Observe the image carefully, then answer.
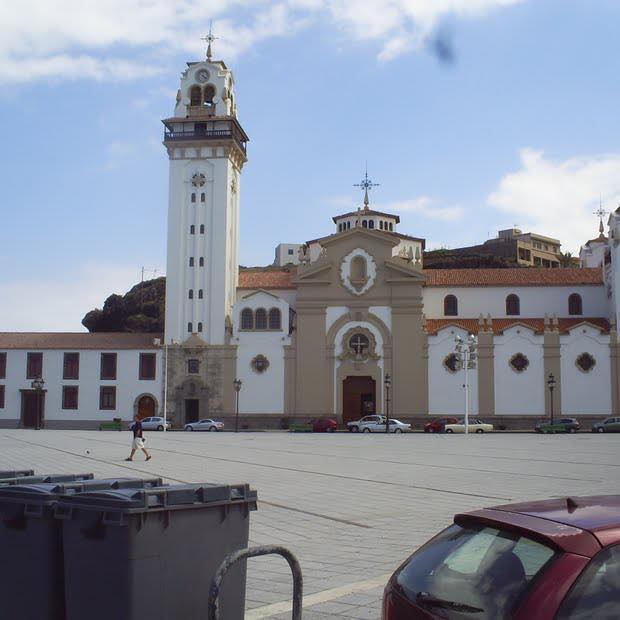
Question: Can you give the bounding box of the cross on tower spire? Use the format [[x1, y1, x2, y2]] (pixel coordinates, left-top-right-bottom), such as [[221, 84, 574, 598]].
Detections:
[[201, 21, 218, 61], [353, 164, 380, 211], [594, 198, 607, 236]]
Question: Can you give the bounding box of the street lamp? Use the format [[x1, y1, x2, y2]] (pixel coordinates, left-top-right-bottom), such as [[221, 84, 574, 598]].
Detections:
[[454, 334, 478, 435], [31, 377, 45, 430], [384, 373, 391, 434], [547, 373, 557, 425], [233, 379, 243, 432]]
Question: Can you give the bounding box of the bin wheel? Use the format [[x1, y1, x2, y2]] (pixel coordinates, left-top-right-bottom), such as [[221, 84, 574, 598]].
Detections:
[[209, 426, 218, 432], [157, 425, 164, 431], [185, 426, 193, 431]]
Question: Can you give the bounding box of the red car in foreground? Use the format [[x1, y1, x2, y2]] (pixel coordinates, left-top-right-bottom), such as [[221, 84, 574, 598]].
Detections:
[[312, 418, 337, 432], [424, 417, 458, 433], [383, 495, 620, 619]]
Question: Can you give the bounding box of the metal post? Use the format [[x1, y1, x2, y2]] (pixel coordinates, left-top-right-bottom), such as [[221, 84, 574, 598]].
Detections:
[[464, 353, 469, 435], [550, 386, 554, 426], [547, 373, 556, 426], [162, 343, 168, 432], [384, 373, 391, 434], [233, 379, 242, 432]]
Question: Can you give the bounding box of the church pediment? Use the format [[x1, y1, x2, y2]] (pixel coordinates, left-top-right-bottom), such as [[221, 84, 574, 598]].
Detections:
[[384, 258, 426, 283], [293, 261, 333, 285]]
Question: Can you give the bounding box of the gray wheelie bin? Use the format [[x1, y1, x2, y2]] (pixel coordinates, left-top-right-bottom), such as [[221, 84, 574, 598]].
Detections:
[[0, 476, 163, 620], [0, 472, 94, 486], [57, 483, 258, 620], [0, 469, 34, 478]]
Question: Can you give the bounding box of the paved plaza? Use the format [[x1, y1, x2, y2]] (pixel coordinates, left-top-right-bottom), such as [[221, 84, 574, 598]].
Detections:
[[0, 430, 618, 618]]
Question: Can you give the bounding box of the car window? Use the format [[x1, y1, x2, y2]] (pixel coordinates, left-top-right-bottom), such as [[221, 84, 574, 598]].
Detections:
[[395, 523, 557, 619], [556, 544, 620, 620], [142, 418, 151, 422]]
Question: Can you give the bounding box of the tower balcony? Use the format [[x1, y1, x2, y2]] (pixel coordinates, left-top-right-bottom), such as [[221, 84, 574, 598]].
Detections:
[[163, 118, 248, 155]]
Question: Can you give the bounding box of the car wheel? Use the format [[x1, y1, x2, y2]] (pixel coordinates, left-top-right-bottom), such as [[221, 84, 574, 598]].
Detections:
[[476, 428, 484, 434], [446, 429, 454, 433], [185, 426, 193, 431], [424, 428, 429, 433], [394, 428, 403, 434], [597, 427, 604, 433], [362, 428, 371, 433], [157, 425, 164, 431], [328, 427, 335, 433], [352, 426, 359, 433], [209, 426, 217, 432], [569, 428, 576, 433]]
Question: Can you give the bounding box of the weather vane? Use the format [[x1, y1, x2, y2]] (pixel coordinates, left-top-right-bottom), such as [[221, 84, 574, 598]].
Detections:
[[201, 20, 218, 61], [594, 198, 607, 235], [354, 164, 380, 210]]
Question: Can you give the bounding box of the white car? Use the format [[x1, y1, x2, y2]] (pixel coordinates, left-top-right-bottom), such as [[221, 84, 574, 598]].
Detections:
[[347, 415, 385, 432], [444, 418, 494, 434], [139, 417, 171, 431], [184, 419, 224, 432], [361, 418, 411, 433]]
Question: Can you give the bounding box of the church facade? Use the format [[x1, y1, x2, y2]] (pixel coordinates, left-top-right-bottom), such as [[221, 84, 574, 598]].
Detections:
[[1, 51, 619, 430]]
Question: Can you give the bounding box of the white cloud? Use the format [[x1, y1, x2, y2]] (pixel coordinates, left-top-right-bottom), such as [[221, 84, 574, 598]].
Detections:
[[381, 196, 465, 221], [0, 0, 523, 84], [0, 264, 149, 331], [487, 148, 620, 254]]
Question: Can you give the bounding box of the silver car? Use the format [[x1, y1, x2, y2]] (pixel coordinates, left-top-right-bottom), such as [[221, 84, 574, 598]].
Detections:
[[139, 417, 171, 431], [592, 417, 620, 433], [184, 419, 224, 432]]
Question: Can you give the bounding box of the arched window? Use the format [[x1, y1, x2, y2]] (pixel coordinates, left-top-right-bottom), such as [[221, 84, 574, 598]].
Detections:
[[203, 84, 216, 105], [241, 308, 254, 330], [187, 322, 193, 333], [389, 222, 393, 231], [190, 225, 195, 234], [199, 257, 204, 267], [189, 257, 194, 267], [347, 221, 351, 229], [362, 220, 368, 228], [190, 86, 201, 106], [197, 322, 203, 332], [191, 193, 196, 203], [568, 293, 583, 316], [255, 308, 267, 330], [379, 221, 384, 230], [188, 290, 193, 299], [200, 224, 205, 234], [369, 220, 374, 229], [200, 193, 206, 202], [444, 295, 458, 316], [268, 308, 282, 330], [198, 289, 203, 299], [338, 223, 342, 232], [506, 294, 520, 316], [350, 255, 367, 284]]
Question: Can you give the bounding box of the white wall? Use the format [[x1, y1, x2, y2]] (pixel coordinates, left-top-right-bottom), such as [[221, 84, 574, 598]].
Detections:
[[494, 326, 545, 415], [561, 326, 611, 415], [423, 286, 606, 319], [0, 349, 162, 422], [232, 291, 290, 414], [428, 327, 479, 416]]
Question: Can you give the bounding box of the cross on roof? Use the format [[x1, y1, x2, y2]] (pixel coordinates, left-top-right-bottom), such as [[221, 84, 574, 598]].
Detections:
[[201, 20, 218, 61], [594, 200, 607, 235], [354, 165, 380, 210]]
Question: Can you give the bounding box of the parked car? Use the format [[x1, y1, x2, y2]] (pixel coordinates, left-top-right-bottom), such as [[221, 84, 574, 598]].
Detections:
[[592, 417, 620, 433], [382, 494, 620, 619], [361, 419, 411, 433], [184, 419, 224, 432], [140, 416, 171, 431], [312, 418, 338, 432], [444, 419, 494, 433], [535, 417, 580, 433], [424, 417, 458, 433], [347, 415, 385, 432]]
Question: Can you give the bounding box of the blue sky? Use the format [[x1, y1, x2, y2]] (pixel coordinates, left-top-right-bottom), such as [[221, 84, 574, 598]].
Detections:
[[2, 0, 620, 331]]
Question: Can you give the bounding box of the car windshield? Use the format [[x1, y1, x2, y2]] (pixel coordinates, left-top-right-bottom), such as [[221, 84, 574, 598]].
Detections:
[[395, 522, 556, 619]]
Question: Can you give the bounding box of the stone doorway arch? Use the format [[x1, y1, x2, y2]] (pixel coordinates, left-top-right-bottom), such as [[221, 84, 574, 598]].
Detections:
[[134, 394, 158, 420]]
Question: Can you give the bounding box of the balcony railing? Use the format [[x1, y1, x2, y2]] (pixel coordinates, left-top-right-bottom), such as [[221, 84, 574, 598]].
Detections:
[[163, 125, 247, 154]]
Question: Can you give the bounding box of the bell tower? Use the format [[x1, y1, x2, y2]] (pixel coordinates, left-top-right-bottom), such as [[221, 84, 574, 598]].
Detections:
[[163, 41, 248, 346]]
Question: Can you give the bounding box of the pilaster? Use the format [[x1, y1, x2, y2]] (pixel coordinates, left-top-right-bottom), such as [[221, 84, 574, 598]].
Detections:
[[609, 325, 620, 415], [543, 317, 562, 416], [477, 317, 495, 416]]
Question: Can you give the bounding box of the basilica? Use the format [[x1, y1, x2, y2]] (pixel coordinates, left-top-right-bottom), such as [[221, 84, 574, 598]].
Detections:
[[0, 50, 618, 429]]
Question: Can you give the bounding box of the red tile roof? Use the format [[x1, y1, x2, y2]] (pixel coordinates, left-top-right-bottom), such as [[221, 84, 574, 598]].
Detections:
[[425, 318, 610, 335], [238, 268, 297, 290], [423, 268, 603, 287], [0, 333, 163, 350]]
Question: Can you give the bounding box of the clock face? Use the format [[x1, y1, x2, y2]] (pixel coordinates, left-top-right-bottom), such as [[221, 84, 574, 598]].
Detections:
[[196, 69, 210, 83]]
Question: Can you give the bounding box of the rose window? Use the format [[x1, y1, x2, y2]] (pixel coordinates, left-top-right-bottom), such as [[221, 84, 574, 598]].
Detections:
[[509, 353, 529, 373]]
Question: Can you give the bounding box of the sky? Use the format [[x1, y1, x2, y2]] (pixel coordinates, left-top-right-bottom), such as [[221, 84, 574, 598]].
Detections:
[[2, 0, 620, 331]]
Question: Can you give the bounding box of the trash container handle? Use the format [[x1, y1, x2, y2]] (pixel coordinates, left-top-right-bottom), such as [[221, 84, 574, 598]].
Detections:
[[207, 545, 303, 620]]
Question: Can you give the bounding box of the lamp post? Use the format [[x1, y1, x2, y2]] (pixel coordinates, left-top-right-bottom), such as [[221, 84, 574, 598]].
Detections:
[[233, 379, 243, 432], [31, 377, 45, 430], [454, 335, 478, 435], [384, 373, 391, 434], [547, 373, 556, 426]]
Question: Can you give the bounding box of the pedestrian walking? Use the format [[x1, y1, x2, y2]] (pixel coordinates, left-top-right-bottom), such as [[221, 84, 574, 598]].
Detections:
[[125, 414, 151, 461]]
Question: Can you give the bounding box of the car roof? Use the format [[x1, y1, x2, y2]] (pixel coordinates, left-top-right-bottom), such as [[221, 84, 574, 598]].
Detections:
[[457, 495, 620, 556]]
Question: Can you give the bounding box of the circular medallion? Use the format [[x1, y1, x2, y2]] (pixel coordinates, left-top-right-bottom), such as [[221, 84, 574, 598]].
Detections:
[[196, 69, 210, 83], [191, 173, 206, 187]]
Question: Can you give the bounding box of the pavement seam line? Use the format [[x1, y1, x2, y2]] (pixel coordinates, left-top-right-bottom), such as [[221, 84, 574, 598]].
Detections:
[[245, 573, 392, 619]]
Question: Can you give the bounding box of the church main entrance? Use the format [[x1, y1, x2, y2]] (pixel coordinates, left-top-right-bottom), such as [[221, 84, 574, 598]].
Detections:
[[342, 376, 376, 424], [137, 395, 155, 420], [185, 399, 200, 424]]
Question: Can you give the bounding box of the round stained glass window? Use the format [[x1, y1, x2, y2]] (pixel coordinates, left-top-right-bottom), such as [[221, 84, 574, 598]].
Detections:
[[576, 353, 596, 373], [443, 353, 460, 373], [509, 353, 529, 373]]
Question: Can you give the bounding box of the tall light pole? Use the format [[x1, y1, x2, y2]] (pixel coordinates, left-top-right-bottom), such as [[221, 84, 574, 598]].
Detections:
[[233, 379, 243, 432], [547, 373, 556, 425], [31, 377, 45, 430], [455, 335, 478, 435], [162, 342, 168, 432], [384, 373, 391, 434]]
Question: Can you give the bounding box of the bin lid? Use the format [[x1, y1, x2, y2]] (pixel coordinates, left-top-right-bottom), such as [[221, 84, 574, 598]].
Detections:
[[57, 483, 258, 514], [0, 469, 34, 479], [0, 473, 94, 486]]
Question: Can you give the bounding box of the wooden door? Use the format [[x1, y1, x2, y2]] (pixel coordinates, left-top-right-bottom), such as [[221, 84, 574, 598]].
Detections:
[[184, 399, 199, 424], [21, 392, 40, 428], [342, 376, 376, 424], [137, 396, 155, 420]]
